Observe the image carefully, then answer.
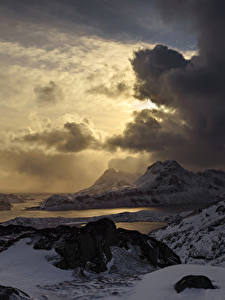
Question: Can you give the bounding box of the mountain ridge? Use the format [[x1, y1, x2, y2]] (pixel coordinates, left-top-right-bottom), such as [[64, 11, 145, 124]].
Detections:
[[40, 160, 225, 210]]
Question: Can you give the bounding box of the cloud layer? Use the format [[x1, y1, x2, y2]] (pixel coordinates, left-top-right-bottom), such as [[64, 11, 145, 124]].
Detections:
[[105, 0, 225, 169], [18, 121, 100, 153]]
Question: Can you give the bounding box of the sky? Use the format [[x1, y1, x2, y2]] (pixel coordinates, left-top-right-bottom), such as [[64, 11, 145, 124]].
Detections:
[[0, 0, 224, 193]]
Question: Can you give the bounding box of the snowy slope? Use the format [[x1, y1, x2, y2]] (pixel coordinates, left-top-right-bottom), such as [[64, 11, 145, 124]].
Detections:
[[0, 239, 73, 299], [40, 160, 225, 210], [79, 168, 137, 194], [153, 199, 225, 267], [1, 241, 224, 300], [113, 264, 225, 300]]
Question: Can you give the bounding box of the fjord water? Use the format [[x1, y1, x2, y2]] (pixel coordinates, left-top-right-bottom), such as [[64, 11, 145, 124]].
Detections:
[[0, 195, 195, 234]]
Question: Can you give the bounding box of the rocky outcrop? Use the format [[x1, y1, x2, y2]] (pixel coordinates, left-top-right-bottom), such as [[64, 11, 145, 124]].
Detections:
[[174, 275, 215, 293], [0, 218, 181, 274], [0, 284, 31, 299]]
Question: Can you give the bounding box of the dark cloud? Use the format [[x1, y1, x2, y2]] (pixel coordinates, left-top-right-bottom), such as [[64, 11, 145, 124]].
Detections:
[[18, 122, 100, 153], [105, 0, 225, 169], [0, 0, 194, 49], [0, 149, 105, 192], [34, 81, 63, 104], [131, 45, 189, 103], [105, 109, 187, 156]]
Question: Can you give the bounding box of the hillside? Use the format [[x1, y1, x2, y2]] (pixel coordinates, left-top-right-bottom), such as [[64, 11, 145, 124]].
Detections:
[[153, 198, 225, 267]]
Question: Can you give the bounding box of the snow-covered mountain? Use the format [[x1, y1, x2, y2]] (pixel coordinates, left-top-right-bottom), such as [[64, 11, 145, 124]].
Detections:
[[153, 198, 225, 267], [79, 168, 137, 195], [40, 160, 225, 210]]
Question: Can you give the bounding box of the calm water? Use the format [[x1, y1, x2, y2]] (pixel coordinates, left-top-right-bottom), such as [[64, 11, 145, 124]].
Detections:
[[0, 196, 195, 234]]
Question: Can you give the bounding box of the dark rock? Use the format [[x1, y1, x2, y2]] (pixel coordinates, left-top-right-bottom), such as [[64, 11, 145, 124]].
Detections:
[[117, 228, 181, 267], [55, 218, 116, 272], [216, 205, 225, 214], [0, 284, 31, 299], [174, 275, 215, 293], [0, 218, 181, 274]]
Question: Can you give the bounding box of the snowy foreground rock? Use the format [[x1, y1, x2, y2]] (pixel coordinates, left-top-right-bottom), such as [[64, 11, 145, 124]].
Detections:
[[0, 215, 224, 299], [40, 160, 225, 210], [0, 218, 181, 299], [153, 199, 225, 267], [111, 264, 225, 300], [0, 218, 180, 271]]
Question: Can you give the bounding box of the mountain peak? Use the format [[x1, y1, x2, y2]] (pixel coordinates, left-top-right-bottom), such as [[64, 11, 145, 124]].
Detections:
[[147, 160, 183, 173], [136, 160, 187, 188]]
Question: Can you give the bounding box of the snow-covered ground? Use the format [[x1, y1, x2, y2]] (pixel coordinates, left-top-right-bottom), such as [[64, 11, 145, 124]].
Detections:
[[0, 240, 224, 300], [0, 238, 151, 299], [0, 238, 74, 299], [153, 199, 225, 267], [113, 264, 225, 300]]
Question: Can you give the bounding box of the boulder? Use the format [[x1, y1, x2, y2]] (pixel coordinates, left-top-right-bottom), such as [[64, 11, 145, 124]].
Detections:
[[117, 228, 181, 267], [174, 275, 215, 293], [0, 284, 31, 299], [55, 218, 117, 272]]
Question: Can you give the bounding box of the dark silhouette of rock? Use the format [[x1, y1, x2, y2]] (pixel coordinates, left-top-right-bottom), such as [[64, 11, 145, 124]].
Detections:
[[0, 218, 181, 274], [55, 218, 117, 272], [54, 219, 180, 272], [174, 275, 215, 293], [0, 284, 31, 299], [117, 228, 181, 267]]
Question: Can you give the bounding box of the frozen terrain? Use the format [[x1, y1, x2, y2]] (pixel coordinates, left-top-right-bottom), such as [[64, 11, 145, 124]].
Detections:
[[153, 199, 225, 267], [114, 264, 225, 300], [0, 240, 224, 299], [0, 218, 181, 299], [40, 160, 225, 210]]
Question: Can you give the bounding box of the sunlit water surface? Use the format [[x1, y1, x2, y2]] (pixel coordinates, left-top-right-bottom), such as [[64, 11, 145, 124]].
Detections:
[[0, 195, 196, 234]]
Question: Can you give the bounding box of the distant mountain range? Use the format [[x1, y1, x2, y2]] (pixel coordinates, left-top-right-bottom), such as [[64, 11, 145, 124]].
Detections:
[[40, 160, 225, 210]]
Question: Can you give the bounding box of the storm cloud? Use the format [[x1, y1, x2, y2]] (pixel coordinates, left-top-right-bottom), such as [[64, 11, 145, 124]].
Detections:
[[0, 0, 194, 49], [18, 121, 101, 153], [106, 0, 225, 169]]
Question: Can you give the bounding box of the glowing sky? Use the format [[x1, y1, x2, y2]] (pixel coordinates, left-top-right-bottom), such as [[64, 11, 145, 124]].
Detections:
[[1, 0, 223, 192]]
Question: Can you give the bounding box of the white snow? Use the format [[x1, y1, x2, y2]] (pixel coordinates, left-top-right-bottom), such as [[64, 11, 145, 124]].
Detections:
[[0, 238, 73, 298], [153, 199, 225, 266], [111, 264, 225, 300]]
